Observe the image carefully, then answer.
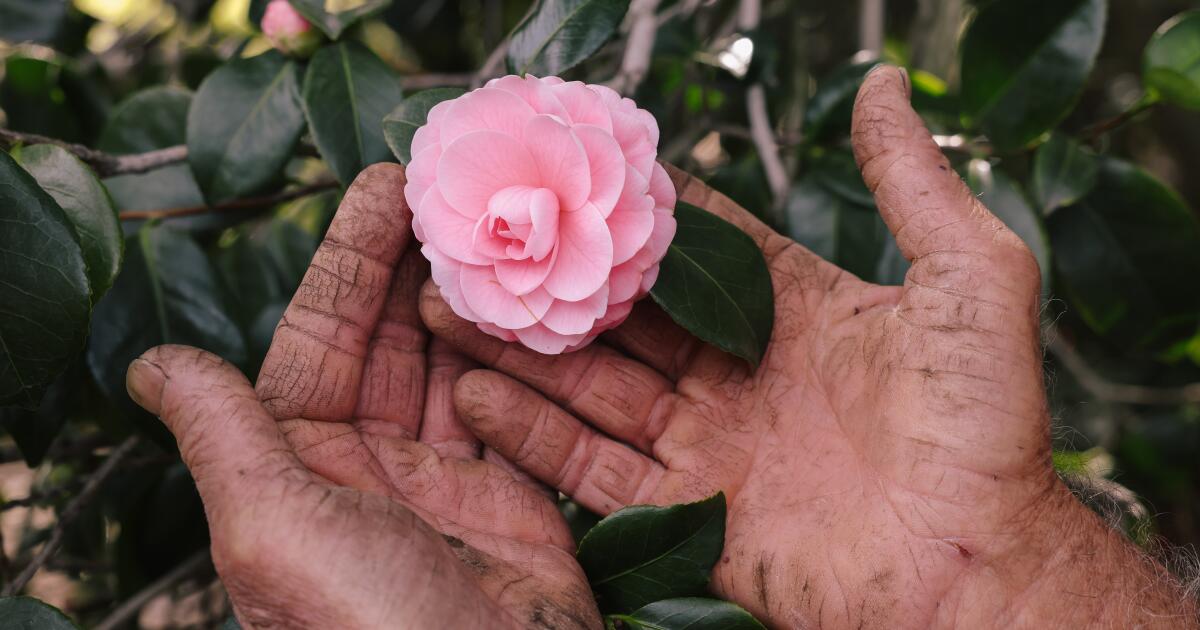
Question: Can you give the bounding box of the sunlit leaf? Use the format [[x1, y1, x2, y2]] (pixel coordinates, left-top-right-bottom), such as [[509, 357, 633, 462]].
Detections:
[[1031, 133, 1098, 214], [1143, 10, 1200, 110]]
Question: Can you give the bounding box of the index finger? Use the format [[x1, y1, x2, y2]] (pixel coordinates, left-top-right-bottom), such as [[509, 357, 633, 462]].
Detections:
[[257, 163, 417, 422]]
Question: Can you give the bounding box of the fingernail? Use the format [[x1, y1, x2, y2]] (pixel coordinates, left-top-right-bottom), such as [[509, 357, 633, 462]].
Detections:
[[126, 358, 166, 415], [898, 67, 911, 99]]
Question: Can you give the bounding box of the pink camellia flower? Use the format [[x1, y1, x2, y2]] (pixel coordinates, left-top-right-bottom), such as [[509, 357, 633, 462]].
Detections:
[[406, 75, 677, 354], [261, 0, 322, 58]]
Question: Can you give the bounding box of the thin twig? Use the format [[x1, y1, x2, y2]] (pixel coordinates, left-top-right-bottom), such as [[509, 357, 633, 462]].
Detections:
[[94, 550, 213, 630], [1047, 334, 1200, 406], [1081, 94, 1159, 142], [1, 436, 141, 597], [739, 0, 788, 222], [0, 128, 187, 177], [608, 0, 663, 95], [119, 179, 340, 221], [0, 484, 78, 513], [401, 73, 475, 90], [474, 35, 510, 88]]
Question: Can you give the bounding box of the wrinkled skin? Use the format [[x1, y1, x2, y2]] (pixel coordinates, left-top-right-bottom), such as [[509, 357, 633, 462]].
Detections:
[[422, 67, 1191, 628], [126, 163, 600, 629]]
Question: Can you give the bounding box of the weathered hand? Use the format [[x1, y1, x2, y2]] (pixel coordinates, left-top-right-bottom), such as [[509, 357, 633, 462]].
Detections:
[[126, 165, 599, 629], [421, 67, 1194, 628]]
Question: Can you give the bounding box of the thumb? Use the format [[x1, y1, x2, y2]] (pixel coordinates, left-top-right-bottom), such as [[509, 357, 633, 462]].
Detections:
[[851, 65, 1041, 301], [126, 345, 310, 514]]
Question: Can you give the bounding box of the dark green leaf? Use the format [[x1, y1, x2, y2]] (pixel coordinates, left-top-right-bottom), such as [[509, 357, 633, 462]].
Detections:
[[99, 87, 206, 215], [0, 151, 91, 409], [383, 87, 465, 164], [506, 0, 631, 76], [188, 51, 306, 204], [650, 204, 774, 365], [116, 462, 207, 588], [965, 162, 1051, 291], [0, 55, 105, 145], [960, 0, 1106, 150], [0, 0, 67, 43], [248, 0, 270, 26], [0, 362, 79, 466], [1047, 158, 1200, 348], [786, 172, 888, 282], [1143, 10, 1200, 110], [222, 616, 243, 630], [303, 41, 403, 185], [577, 493, 726, 614], [0, 597, 80, 629], [15, 144, 124, 301], [802, 60, 877, 143], [614, 598, 766, 630], [288, 0, 390, 39], [1031, 133, 1098, 214], [86, 224, 246, 436]]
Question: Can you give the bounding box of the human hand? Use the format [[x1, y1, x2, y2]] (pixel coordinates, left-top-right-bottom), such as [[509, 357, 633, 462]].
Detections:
[[420, 67, 1198, 628], [126, 165, 600, 629]]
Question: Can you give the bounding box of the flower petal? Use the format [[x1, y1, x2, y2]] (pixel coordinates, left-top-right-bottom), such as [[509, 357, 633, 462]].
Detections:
[[607, 165, 655, 265], [495, 246, 557, 296], [404, 144, 441, 213], [422, 244, 482, 323], [513, 323, 587, 355], [440, 87, 537, 145], [540, 284, 609, 335], [648, 161, 677, 210], [574, 125, 626, 217], [410, 100, 452, 157], [438, 130, 539, 219], [460, 265, 553, 329], [542, 202, 614, 301], [419, 185, 492, 264], [488, 75, 569, 118], [471, 215, 512, 260], [550, 81, 613, 131], [523, 115, 591, 212]]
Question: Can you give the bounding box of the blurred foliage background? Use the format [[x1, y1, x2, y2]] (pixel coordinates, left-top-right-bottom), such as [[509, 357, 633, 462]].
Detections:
[[2, 0, 1200, 626]]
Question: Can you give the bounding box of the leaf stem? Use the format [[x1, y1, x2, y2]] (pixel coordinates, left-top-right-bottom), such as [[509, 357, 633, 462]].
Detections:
[[1081, 92, 1161, 141], [118, 179, 339, 221]]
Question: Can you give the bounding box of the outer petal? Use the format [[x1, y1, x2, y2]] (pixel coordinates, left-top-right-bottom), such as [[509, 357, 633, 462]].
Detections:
[[410, 99, 452, 156], [460, 265, 553, 329], [607, 260, 643, 304], [549, 81, 613, 131], [648, 161, 677, 210], [477, 321, 518, 342], [606, 165, 655, 265], [438, 130, 539, 219], [542, 202, 614, 301], [540, 284, 609, 335], [495, 247, 557, 296], [404, 144, 441, 214], [574, 125, 626, 217], [487, 75, 569, 119], [419, 186, 492, 264], [440, 87, 537, 145], [523, 115, 591, 212], [513, 323, 587, 355], [422, 244, 482, 323]]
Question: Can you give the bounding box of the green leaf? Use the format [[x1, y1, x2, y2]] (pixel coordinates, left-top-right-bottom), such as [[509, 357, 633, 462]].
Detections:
[[303, 41, 403, 185], [613, 598, 766, 630], [965, 162, 1051, 292], [15, 144, 124, 301], [0, 151, 91, 409], [288, 0, 390, 40], [248, 0, 270, 26], [1031, 133, 1098, 214], [786, 172, 888, 283], [99, 87, 206, 215], [382, 87, 465, 164], [650, 204, 774, 366], [506, 0, 631, 76], [0, 597, 80, 629], [960, 0, 1106, 150], [577, 493, 726, 614], [187, 51, 306, 204], [802, 60, 877, 143], [221, 616, 243, 630], [0, 0, 67, 43], [0, 362, 78, 467], [86, 224, 246, 435], [0, 55, 105, 145], [1047, 157, 1200, 348], [1143, 10, 1200, 110]]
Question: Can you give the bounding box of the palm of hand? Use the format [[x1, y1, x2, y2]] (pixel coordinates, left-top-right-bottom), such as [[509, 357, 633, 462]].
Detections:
[[427, 67, 1061, 629]]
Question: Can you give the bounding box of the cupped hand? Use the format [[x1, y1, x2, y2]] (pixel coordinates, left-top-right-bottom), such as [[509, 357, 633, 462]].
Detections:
[[419, 67, 1123, 628], [126, 164, 600, 629]]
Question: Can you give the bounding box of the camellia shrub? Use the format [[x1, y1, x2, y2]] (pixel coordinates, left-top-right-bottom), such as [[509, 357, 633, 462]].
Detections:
[[1, 0, 1200, 627]]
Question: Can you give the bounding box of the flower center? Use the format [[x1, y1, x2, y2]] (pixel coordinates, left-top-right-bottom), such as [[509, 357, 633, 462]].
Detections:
[[475, 186, 560, 262]]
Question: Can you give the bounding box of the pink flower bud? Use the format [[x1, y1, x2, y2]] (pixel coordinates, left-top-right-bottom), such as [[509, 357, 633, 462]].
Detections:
[[406, 76, 677, 354], [261, 0, 322, 57]]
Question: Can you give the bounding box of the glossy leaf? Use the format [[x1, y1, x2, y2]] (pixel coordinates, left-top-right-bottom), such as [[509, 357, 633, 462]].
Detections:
[[960, 0, 1106, 150], [15, 144, 124, 300], [86, 224, 246, 435], [965, 163, 1052, 292], [786, 172, 888, 282], [288, 0, 390, 40], [0, 151, 91, 409], [0, 597, 80, 629], [0, 362, 78, 467], [506, 0, 631, 76], [0, 0, 67, 43], [802, 60, 877, 143], [1031, 133, 1098, 214], [383, 87, 466, 164], [1143, 10, 1200, 110], [614, 598, 766, 630], [303, 41, 403, 185], [577, 493, 726, 613], [1047, 158, 1200, 347], [650, 204, 774, 366], [187, 51, 306, 204], [99, 87, 206, 215]]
